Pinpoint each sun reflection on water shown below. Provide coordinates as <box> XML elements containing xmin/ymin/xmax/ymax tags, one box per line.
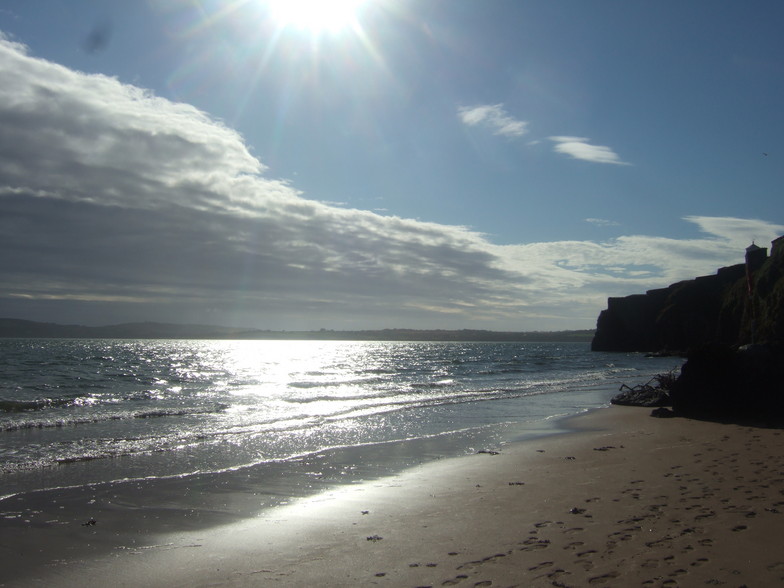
<box><xmin>1</xmin><ymin>338</ymin><xmax>682</xmax><ymax>500</ymax></box>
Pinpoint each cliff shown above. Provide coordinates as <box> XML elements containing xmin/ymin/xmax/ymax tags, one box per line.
<box><xmin>592</xmin><ymin>238</ymin><xmax>784</xmax><ymax>352</ymax></box>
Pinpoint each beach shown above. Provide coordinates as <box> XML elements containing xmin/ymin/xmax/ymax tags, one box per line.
<box><xmin>3</xmin><ymin>405</ymin><xmax>783</xmax><ymax>587</ymax></box>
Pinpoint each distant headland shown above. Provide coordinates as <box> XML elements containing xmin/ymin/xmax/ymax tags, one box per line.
<box><xmin>0</xmin><ymin>319</ymin><xmax>594</xmax><ymax>343</ymax></box>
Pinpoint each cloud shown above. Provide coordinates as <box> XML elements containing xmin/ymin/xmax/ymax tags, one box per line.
<box><xmin>683</xmin><ymin>216</ymin><xmax>783</xmax><ymax>248</ymax></box>
<box><xmin>1</xmin><ymin>38</ymin><xmax>781</xmax><ymax>330</ymax></box>
<box><xmin>457</xmin><ymin>104</ymin><xmax>528</xmax><ymax>138</ymax></box>
<box><xmin>456</xmin><ymin>104</ymin><xmax>626</xmax><ymax>167</ymax></box>
<box><xmin>550</xmin><ymin>136</ymin><xmax>629</xmax><ymax>165</ymax></box>
<box><xmin>585</xmin><ymin>218</ymin><xmax>620</xmax><ymax>227</ymax></box>
<box><xmin>0</xmin><ymin>38</ymin><xmax>524</xmax><ymax>328</ymax></box>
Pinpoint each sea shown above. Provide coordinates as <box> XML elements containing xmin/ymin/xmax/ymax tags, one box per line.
<box><xmin>0</xmin><ymin>339</ymin><xmax>682</xmax><ymax>507</ymax></box>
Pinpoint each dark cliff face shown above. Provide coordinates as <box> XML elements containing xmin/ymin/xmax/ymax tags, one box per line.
<box><xmin>591</xmin><ymin>246</ymin><xmax>784</xmax><ymax>353</ymax></box>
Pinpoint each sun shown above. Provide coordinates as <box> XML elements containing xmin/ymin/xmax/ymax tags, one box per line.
<box><xmin>267</xmin><ymin>0</ymin><xmax>366</xmax><ymax>33</ymax></box>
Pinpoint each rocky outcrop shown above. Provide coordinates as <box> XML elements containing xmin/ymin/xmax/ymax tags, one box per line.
<box><xmin>670</xmin><ymin>343</ymin><xmax>784</xmax><ymax>421</ymax></box>
<box><xmin>592</xmin><ymin>238</ymin><xmax>784</xmax><ymax>352</ymax></box>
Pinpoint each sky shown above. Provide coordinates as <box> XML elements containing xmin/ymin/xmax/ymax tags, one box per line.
<box><xmin>1</xmin><ymin>0</ymin><xmax>783</xmax><ymax>331</ymax></box>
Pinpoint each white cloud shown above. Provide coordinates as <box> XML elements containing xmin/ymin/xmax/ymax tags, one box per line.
<box><xmin>684</xmin><ymin>216</ymin><xmax>784</xmax><ymax>249</ymax></box>
<box><xmin>585</xmin><ymin>218</ymin><xmax>620</xmax><ymax>227</ymax></box>
<box><xmin>550</xmin><ymin>136</ymin><xmax>629</xmax><ymax>165</ymax></box>
<box><xmin>1</xmin><ymin>38</ymin><xmax>780</xmax><ymax>330</ymax></box>
<box><xmin>457</xmin><ymin>104</ymin><xmax>528</xmax><ymax>138</ymax></box>
<box><xmin>457</xmin><ymin>105</ymin><xmax>627</xmax><ymax>166</ymax></box>
<box><xmin>490</xmin><ymin>214</ymin><xmax>784</xmax><ymax>322</ymax></box>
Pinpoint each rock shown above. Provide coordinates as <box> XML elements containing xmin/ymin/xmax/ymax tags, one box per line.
<box><xmin>670</xmin><ymin>343</ymin><xmax>784</xmax><ymax>421</ymax></box>
<box><xmin>650</xmin><ymin>407</ymin><xmax>675</xmax><ymax>418</ymax></box>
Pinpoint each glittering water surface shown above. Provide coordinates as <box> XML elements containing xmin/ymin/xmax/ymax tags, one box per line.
<box><xmin>0</xmin><ymin>339</ymin><xmax>680</xmax><ymax>498</ymax></box>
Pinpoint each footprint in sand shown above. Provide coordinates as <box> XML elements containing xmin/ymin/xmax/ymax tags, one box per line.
<box><xmin>732</xmin><ymin>524</ymin><xmax>748</xmax><ymax>532</ymax></box>
<box><xmin>767</xmin><ymin>561</ymin><xmax>784</xmax><ymax>578</ymax></box>
<box><xmin>575</xmin><ymin>559</ymin><xmax>594</xmax><ymax>571</ymax></box>
<box><xmin>457</xmin><ymin>553</ymin><xmax>507</xmax><ymax>570</ymax></box>
<box><xmin>519</xmin><ymin>537</ymin><xmax>550</xmax><ymax>549</ymax></box>
<box><xmin>545</xmin><ymin>568</ymin><xmax>568</xmax><ymax>581</ymax></box>
<box><xmin>527</xmin><ymin>561</ymin><xmax>554</xmax><ymax>571</ymax></box>
<box><xmin>588</xmin><ymin>571</ymin><xmax>619</xmax><ymax>584</ymax></box>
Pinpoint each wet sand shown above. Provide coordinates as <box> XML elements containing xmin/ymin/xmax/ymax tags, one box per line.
<box><xmin>4</xmin><ymin>406</ymin><xmax>784</xmax><ymax>587</ymax></box>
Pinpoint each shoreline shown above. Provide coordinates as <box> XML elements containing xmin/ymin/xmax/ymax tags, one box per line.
<box><xmin>0</xmin><ymin>412</ymin><xmax>574</xmax><ymax>583</ymax></box>
<box><xmin>4</xmin><ymin>406</ymin><xmax>784</xmax><ymax>586</ymax></box>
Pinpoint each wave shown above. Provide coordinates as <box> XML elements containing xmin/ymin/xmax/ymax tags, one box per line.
<box><xmin>0</xmin><ymin>396</ymin><xmax>79</xmax><ymax>413</ymax></box>
<box><xmin>134</xmin><ymin>404</ymin><xmax>228</xmax><ymax>419</ymax></box>
<box><xmin>0</xmin><ymin>403</ymin><xmax>229</xmax><ymax>432</ymax></box>
<box><xmin>410</xmin><ymin>379</ymin><xmax>455</xmax><ymax>389</ymax></box>
<box><xmin>288</xmin><ymin>376</ymin><xmax>387</xmax><ymax>389</ymax></box>
<box><xmin>0</xmin><ymin>422</ymin><xmax>509</xmax><ymax>500</ymax></box>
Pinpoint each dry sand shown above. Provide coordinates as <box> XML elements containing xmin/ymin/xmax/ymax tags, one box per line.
<box><xmin>6</xmin><ymin>406</ymin><xmax>784</xmax><ymax>587</ymax></box>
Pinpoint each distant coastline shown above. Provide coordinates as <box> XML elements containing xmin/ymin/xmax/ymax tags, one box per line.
<box><xmin>0</xmin><ymin>318</ymin><xmax>594</xmax><ymax>342</ymax></box>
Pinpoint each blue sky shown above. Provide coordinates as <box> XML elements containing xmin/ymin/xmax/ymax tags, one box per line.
<box><xmin>1</xmin><ymin>0</ymin><xmax>783</xmax><ymax>330</ymax></box>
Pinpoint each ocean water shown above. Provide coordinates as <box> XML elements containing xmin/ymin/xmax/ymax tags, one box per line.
<box><xmin>0</xmin><ymin>339</ymin><xmax>681</xmax><ymax>502</ymax></box>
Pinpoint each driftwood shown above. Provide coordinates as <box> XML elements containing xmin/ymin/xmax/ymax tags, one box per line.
<box><xmin>611</xmin><ymin>370</ymin><xmax>677</xmax><ymax>407</ymax></box>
